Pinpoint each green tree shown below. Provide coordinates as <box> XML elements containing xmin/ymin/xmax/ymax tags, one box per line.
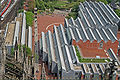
<box><xmin>22</xmin><ymin>45</ymin><xmax>32</xmax><ymax>57</ymax></box>
<box><xmin>66</xmin><ymin>3</ymin><xmax>79</xmax><ymax>19</ymax></box>
<box><xmin>26</xmin><ymin>11</ymin><xmax>34</xmax><ymax>27</ymax></box>
<box><xmin>107</xmin><ymin>0</ymin><xmax>112</xmax><ymax>3</ymax></box>
<box><xmin>68</xmin><ymin>0</ymin><xmax>73</xmax><ymax>3</ymax></box>
<box><xmin>45</xmin><ymin>2</ymin><xmax>51</xmax><ymax>9</ymax></box>
<box><xmin>43</xmin><ymin>0</ymin><xmax>50</xmax><ymax>2</ymax></box>
<box><xmin>79</xmin><ymin>0</ymin><xmax>85</xmax><ymax>2</ymax></box>
<box><xmin>11</xmin><ymin>48</ymin><xmax>14</xmax><ymax>55</ymax></box>
<box><xmin>26</xmin><ymin>47</ymin><xmax>32</xmax><ymax>57</ymax></box>
<box><xmin>115</xmin><ymin>9</ymin><xmax>120</xmax><ymax>30</ymax></box>
<box><xmin>115</xmin><ymin>9</ymin><xmax>120</xmax><ymax>17</ymax></box>
<box><xmin>71</xmin><ymin>3</ymin><xmax>79</xmax><ymax>12</ymax></box>
<box><xmin>97</xmin><ymin>0</ymin><xmax>108</xmax><ymax>4</ymax></box>
<box><xmin>51</xmin><ymin>6</ymin><xmax>55</xmax><ymax>13</ymax></box>
<box><xmin>39</xmin><ymin>1</ymin><xmax>46</xmax><ymax>10</ymax></box>
<box><xmin>28</xmin><ymin>0</ymin><xmax>35</xmax><ymax>11</ymax></box>
<box><xmin>36</xmin><ymin>0</ymin><xmax>46</xmax><ymax>10</ymax></box>
<box><xmin>36</xmin><ymin>0</ymin><xmax>41</xmax><ymax>9</ymax></box>
<box><xmin>20</xmin><ymin>0</ymin><xmax>25</xmax><ymax>8</ymax></box>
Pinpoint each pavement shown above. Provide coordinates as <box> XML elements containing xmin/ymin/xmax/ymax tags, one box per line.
<box><xmin>37</xmin><ymin>14</ymin><xmax>65</xmax><ymax>39</ymax></box>
<box><xmin>33</xmin><ymin>13</ymin><xmax>65</xmax><ymax>79</ymax></box>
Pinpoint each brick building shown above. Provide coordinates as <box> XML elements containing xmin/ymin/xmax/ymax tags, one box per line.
<box><xmin>64</xmin><ymin>1</ymin><xmax>120</xmax><ymax>58</ymax></box>
<box><xmin>39</xmin><ymin>1</ymin><xmax>120</xmax><ymax>79</ymax></box>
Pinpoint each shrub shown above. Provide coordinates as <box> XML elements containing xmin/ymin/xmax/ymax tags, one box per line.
<box><xmin>26</xmin><ymin>11</ymin><xmax>34</xmax><ymax>27</ymax></box>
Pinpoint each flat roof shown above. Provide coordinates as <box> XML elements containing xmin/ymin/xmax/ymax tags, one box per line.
<box><xmin>15</xmin><ymin>14</ymin><xmax>22</xmax><ymax>45</ymax></box>
<box><xmin>5</xmin><ymin>22</ymin><xmax>15</xmax><ymax>46</ymax></box>
<box><xmin>73</xmin><ymin>65</ymin><xmax>82</xmax><ymax>70</ymax></box>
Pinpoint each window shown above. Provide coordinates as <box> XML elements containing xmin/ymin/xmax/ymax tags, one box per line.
<box><xmin>99</xmin><ymin>41</ymin><xmax>103</xmax><ymax>49</ymax></box>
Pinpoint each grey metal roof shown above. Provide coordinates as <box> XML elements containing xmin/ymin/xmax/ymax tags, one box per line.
<box><xmin>75</xmin><ymin>17</ymin><xmax>82</xmax><ymax>29</ymax></box>
<box><xmin>105</xmin><ymin>28</ymin><xmax>117</xmax><ymax>42</ymax></box>
<box><xmin>86</xmin><ymin>28</ymin><xmax>96</xmax><ymax>42</ymax></box>
<box><xmin>88</xmin><ymin>6</ymin><xmax>103</xmax><ymax>27</ymax></box>
<box><xmin>75</xmin><ymin>28</ymin><xmax>82</xmax><ymax>40</ymax></box>
<box><xmin>38</xmin><ymin>1</ymin><xmax>119</xmax><ymax>75</ymax></box>
<box><xmin>13</xmin><ymin>21</ymin><xmax>20</xmax><ymax>46</ymax></box>
<box><xmin>58</xmin><ymin>24</ymin><xmax>68</xmax><ymax>45</ymax></box>
<box><xmin>83</xmin><ymin>2</ymin><xmax>103</xmax><ymax>27</ymax></box>
<box><xmin>72</xmin><ymin>28</ymin><xmax>79</xmax><ymax>41</ymax></box>
<box><xmin>4</xmin><ymin>22</ymin><xmax>9</xmax><ymax>38</ymax></box>
<box><xmin>77</xmin><ymin>18</ymin><xmax>89</xmax><ymax>40</ymax></box>
<box><xmin>82</xmin><ymin>64</ymin><xmax>90</xmax><ymax>73</ymax></box>
<box><xmin>21</xmin><ymin>13</ymin><xmax>26</xmax><ymax>45</ymax></box>
<box><xmin>69</xmin><ymin>45</ymin><xmax>78</xmax><ymax>64</ymax></box>
<box><xmin>99</xmin><ymin>2</ymin><xmax>115</xmax><ymax>22</ymax></box>
<box><xmin>28</xmin><ymin>27</ymin><xmax>32</xmax><ymax>51</ymax></box>
<box><xmin>57</xmin><ymin>45</ymin><xmax>66</xmax><ymax>70</ymax></box>
<box><xmin>47</xmin><ymin>30</ymin><xmax>56</xmax><ymax>63</ymax></box>
<box><xmin>98</xmin><ymin>28</ymin><xmax>109</xmax><ymax>42</ymax></box>
<box><xmin>70</xmin><ymin>28</ymin><xmax>76</xmax><ymax>40</ymax></box>
<box><xmin>41</xmin><ymin>32</ymin><xmax>47</xmax><ymax>52</ymax></box>
<box><xmin>62</xmin><ymin>45</ymin><xmax>71</xmax><ymax>71</ymax></box>
<box><xmin>39</xmin><ymin>38</ymin><xmax>42</xmax><ymax>50</ymax></box>
<box><xmin>53</xmin><ymin>26</ymin><xmax>66</xmax><ymax>70</ymax></box>
<box><xmin>106</xmin><ymin>4</ymin><xmax>120</xmax><ymax>23</ymax></box>
<box><xmin>89</xmin><ymin>1</ymin><xmax>108</xmax><ymax>25</ymax></box>
<box><xmin>107</xmin><ymin>48</ymin><xmax>120</xmax><ymax>65</ymax></box>
<box><xmin>66</xmin><ymin>1</ymin><xmax>119</xmax><ymax>43</ymax></box>
<box><xmin>93</xmin><ymin>29</ymin><xmax>103</xmax><ymax>42</ymax></box>
<box><xmin>91</xmin><ymin>64</ymin><xmax>99</xmax><ymax>73</ymax></box>
<box><xmin>53</xmin><ymin>38</ymin><xmax>61</xmax><ymax>70</ymax></box>
<box><xmin>98</xmin><ymin>2</ymin><xmax>113</xmax><ymax>24</ymax></box>
<box><xmin>68</xmin><ymin>17</ymin><xmax>76</xmax><ymax>26</ymax></box>
<box><xmin>84</xmin><ymin>7</ymin><xmax>96</xmax><ymax>27</ymax></box>
<box><xmin>98</xmin><ymin>64</ymin><xmax>105</xmax><ymax>74</ymax></box>
<box><xmin>46</xmin><ymin>31</ymin><xmax>52</xmax><ymax>63</ymax></box>
<box><xmin>65</xmin><ymin>17</ymin><xmax>118</xmax><ymax>43</ymax></box>
<box><xmin>78</xmin><ymin>8</ymin><xmax>91</xmax><ymax>28</ymax></box>
<box><xmin>62</xmin><ymin>45</ymin><xmax>74</xmax><ymax>71</ymax></box>
<box><xmin>53</xmin><ymin>25</ymin><xmax>61</xmax><ymax>46</ymax></box>
<box><xmin>64</xmin><ymin>18</ymin><xmax>69</xmax><ymax>28</ymax></box>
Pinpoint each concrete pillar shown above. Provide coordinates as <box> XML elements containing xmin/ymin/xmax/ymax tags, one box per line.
<box><xmin>41</xmin><ymin>63</ymin><xmax>46</xmax><ymax>79</ymax></box>
<box><xmin>14</xmin><ymin>50</ymin><xmax>18</xmax><ymax>61</ymax></box>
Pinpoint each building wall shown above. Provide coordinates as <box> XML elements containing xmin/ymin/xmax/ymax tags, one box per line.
<box><xmin>62</xmin><ymin>70</ymin><xmax>81</xmax><ymax>79</ymax></box>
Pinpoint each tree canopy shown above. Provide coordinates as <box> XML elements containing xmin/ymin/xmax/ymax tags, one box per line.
<box><xmin>28</xmin><ymin>0</ymin><xmax>35</xmax><ymax>11</ymax></box>
<box><xmin>115</xmin><ymin>9</ymin><xmax>120</xmax><ymax>18</ymax></box>
<box><xmin>26</xmin><ymin>11</ymin><xmax>34</xmax><ymax>27</ymax></box>
<box><xmin>97</xmin><ymin>0</ymin><xmax>108</xmax><ymax>4</ymax></box>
